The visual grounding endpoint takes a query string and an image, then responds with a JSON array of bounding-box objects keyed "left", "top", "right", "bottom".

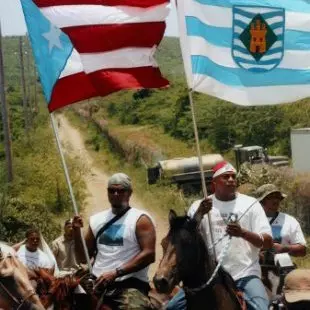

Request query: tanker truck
[{"left": 147, "top": 154, "right": 224, "bottom": 194}]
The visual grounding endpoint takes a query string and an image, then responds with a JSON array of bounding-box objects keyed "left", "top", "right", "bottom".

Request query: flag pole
[
  {"left": 50, "top": 112, "right": 92, "bottom": 272},
  {"left": 188, "top": 89, "right": 216, "bottom": 261}
]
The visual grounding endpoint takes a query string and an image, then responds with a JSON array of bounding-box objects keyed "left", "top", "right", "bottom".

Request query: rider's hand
[
  {"left": 94, "top": 271, "right": 117, "bottom": 290},
  {"left": 273, "top": 242, "right": 289, "bottom": 254},
  {"left": 72, "top": 215, "right": 84, "bottom": 229},
  {"left": 199, "top": 197, "right": 213, "bottom": 214},
  {"left": 226, "top": 222, "right": 244, "bottom": 237}
]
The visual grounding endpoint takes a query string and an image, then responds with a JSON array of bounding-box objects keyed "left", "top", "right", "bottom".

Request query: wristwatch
[{"left": 116, "top": 267, "right": 126, "bottom": 277}]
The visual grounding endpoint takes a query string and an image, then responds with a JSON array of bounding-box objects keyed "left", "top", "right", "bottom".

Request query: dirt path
[{"left": 57, "top": 114, "right": 167, "bottom": 277}]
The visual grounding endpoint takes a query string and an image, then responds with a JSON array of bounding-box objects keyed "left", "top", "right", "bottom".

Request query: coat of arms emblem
[{"left": 232, "top": 6, "right": 285, "bottom": 72}]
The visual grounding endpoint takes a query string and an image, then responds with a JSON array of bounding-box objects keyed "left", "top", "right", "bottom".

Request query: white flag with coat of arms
[{"left": 177, "top": 0, "right": 310, "bottom": 106}]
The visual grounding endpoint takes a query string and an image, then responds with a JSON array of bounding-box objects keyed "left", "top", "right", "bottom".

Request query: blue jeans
[
  {"left": 235, "top": 275, "right": 269, "bottom": 310},
  {"left": 166, "top": 275, "right": 269, "bottom": 310}
]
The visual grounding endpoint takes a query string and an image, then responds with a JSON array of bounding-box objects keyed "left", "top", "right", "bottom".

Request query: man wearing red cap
[{"left": 187, "top": 161, "right": 273, "bottom": 310}]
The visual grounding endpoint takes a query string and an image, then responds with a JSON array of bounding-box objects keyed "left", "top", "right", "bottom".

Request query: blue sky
[{"left": 0, "top": 0, "right": 179, "bottom": 37}]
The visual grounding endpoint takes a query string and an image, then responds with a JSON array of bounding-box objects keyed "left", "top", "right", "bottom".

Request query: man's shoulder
[
  {"left": 280, "top": 212, "right": 300, "bottom": 226},
  {"left": 187, "top": 198, "right": 205, "bottom": 218},
  {"left": 236, "top": 193, "right": 259, "bottom": 206},
  {"left": 90, "top": 210, "right": 109, "bottom": 219},
  {"left": 52, "top": 235, "right": 64, "bottom": 245},
  {"left": 90, "top": 210, "right": 110, "bottom": 225},
  {"left": 236, "top": 192, "right": 257, "bottom": 203}
]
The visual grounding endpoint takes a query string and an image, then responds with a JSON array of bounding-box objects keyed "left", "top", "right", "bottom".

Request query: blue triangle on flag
[{"left": 21, "top": 0, "right": 74, "bottom": 104}]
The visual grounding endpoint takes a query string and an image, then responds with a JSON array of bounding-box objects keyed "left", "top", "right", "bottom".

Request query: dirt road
[{"left": 57, "top": 115, "right": 167, "bottom": 277}]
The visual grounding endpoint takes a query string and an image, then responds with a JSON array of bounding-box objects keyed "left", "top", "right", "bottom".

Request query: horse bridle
[
  {"left": 0, "top": 249, "right": 37, "bottom": 310},
  {"left": 0, "top": 279, "right": 36, "bottom": 310}
]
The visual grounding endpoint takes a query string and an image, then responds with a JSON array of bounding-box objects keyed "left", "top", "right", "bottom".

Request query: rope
[{"left": 207, "top": 199, "right": 258, "bottom": 250}]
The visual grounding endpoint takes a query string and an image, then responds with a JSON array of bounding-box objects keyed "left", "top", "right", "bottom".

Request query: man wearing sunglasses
[{"left": 73, "top": 172, "right": 156, "bottom": 309}]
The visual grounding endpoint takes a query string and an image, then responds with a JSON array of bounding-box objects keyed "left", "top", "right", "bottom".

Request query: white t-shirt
[
  {"left": 268, "top": 212, "right": 306, "bottom": 246},
  {"left": 90, "top": 208, "right": 154, "bottom": 282},
  {"left": 17, "top": 245, "right": 54, "bottom": 270},
  {"left": 188, "top": 193, "right": 272, "bottom": 280}
]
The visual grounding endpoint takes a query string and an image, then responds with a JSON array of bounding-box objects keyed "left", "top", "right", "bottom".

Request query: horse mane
[
  {"left": 168, "top": 214, "right": 211, "bottom": 287},
  {"left": 36, "top": 268, "right": 80, "bottom": 309}
]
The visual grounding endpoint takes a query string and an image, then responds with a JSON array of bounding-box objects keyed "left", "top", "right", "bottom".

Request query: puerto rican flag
[{"left": 21, "top": 0, "right": 170, "bottom": 112}]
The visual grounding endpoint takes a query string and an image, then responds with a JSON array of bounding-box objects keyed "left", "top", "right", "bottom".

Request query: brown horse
[
  {"left": 0, "top": 243, "right": 45, "bottom": 310},
  {"left": 153, "top": 210, "right": 244, "bottom": 310},
  {"left": 34, "top": 268, "right": 84, "bottom": 310}
]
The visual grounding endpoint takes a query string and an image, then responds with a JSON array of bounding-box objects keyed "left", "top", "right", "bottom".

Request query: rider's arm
[
  {"left": 227, "top": 201, "right": 273, "bottom": 249},
  {"left": 273, "top": 242, "right": 306, "bottom": 257},
  {"left": 73, "top": 216, "right": 96, "bottom": 263},
  {"left": 115, "top": 215, "right": 156, "bottom": 276},
  {"left": 241, "top": 230, "right": 273, "bottom": 249},
  {"left": 226, "top": 223, "right": 273, "bottom": 249}
]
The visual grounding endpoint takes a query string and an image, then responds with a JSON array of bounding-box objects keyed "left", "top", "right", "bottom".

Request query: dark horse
[{"left": 153, "top": 209, "right": 244, "bottom": 310}]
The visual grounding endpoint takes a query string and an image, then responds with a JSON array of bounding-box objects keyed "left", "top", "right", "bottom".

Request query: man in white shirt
[
  {"left": 16, "top": 228, "right": 55, "bottom": 275},
  {"left": 167, "top": 161, "right": 273, "bottom": 310},
  {"left": 73, "top": 173, "right": 156, "bottom": 310},
  {"left": 256, "top": 184, "right": 307, "bottom": 257}
]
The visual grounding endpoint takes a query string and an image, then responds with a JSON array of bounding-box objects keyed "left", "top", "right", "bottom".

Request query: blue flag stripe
[
  {"left": 195, "top": 0, "right": 310, "bottom": 14},
  {"left": 187, "top": 17, "right": 310, "bottom": 51},
  {"left": 192, "top": 55, "right": 310, "bottom": 87},
  {"left": 21, "top": 0, "right": 73, "bottom": 104}
]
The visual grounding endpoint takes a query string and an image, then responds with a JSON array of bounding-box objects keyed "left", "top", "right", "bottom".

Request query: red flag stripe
[
  {"left": 63, "top": 23, "right": 166, "bottom": 53},
  {"left": 49, "top": 72, "right": 98, "bottom": 112},
  {"left": 88, "top": 66, "right": 169, "bottom": 94},
  {"left": 49, "top": 66, "right": 168, "bottom": 111},
  {"left": 34, "top": 0, "right": 168, "bottom": 8}
]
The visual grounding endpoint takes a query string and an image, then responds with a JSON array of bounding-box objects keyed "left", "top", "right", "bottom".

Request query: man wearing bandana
[{"left": 168, "top": 161, "right": 273, "bottom": 310}]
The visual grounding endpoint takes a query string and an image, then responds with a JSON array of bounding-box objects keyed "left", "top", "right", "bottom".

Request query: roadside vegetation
[{"left": 0, "top": 36, "right": 87, "bottom": 243}]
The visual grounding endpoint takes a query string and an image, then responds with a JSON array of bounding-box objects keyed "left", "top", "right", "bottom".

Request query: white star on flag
[{"left": 42, "top": 24, "right": 63, "bottom": 53}]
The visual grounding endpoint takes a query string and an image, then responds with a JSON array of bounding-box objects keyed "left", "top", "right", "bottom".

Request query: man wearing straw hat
[
  {"left": 73, "top": 172, "right": 156, "bottom": 309},
  {"left": 167, "top": 161, "right": 273, "bottom": 310},
  {"left": 255, "top": 184, "right": 307, "bottom": 258}
]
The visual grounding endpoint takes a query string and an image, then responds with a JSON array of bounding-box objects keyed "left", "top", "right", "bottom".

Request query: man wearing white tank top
[{"left": 73, "top": 173, "right": 156, "bottom": 309}]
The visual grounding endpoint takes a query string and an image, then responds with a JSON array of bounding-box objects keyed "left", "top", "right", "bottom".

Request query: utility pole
[
  {"left": 19, "top": 37, "right": 29, "bottom": 132},
  {"left": 25, "top": 36, "right": 32, "bottom": 125},
  {"left": 34, "top": 66, "right": 37, "bottom": 112},
  {"left": 0, "top": 23, "right": 13, "bottom": 182}
]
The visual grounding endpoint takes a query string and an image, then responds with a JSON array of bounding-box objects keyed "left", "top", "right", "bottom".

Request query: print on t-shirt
[
  {"left": 271, "top": 225, "right": 282, "bottom": 243},
  {"left": 99, "top": 224, "right": 125, "bottom": 246}
]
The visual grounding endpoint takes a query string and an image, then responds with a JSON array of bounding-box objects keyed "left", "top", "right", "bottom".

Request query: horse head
[
  {"left": 153, "top": 210, "right": 209, "bottom": 294},
  {"left": 0, "top": 243, "right": 45, "bottom": 310}
]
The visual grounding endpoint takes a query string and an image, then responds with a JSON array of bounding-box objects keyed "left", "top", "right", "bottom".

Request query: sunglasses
[{"left": 107, "top": 188, "right": 127, "bottom": 194}]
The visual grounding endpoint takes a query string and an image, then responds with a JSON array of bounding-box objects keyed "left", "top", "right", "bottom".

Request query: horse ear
[{"left": 169, "top": 209, "right": 177, "bottom": 225}]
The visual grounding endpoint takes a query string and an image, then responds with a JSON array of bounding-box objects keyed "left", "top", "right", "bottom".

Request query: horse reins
[{"left": 0, "top": 277, "right": 37, "bottom": 309}]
